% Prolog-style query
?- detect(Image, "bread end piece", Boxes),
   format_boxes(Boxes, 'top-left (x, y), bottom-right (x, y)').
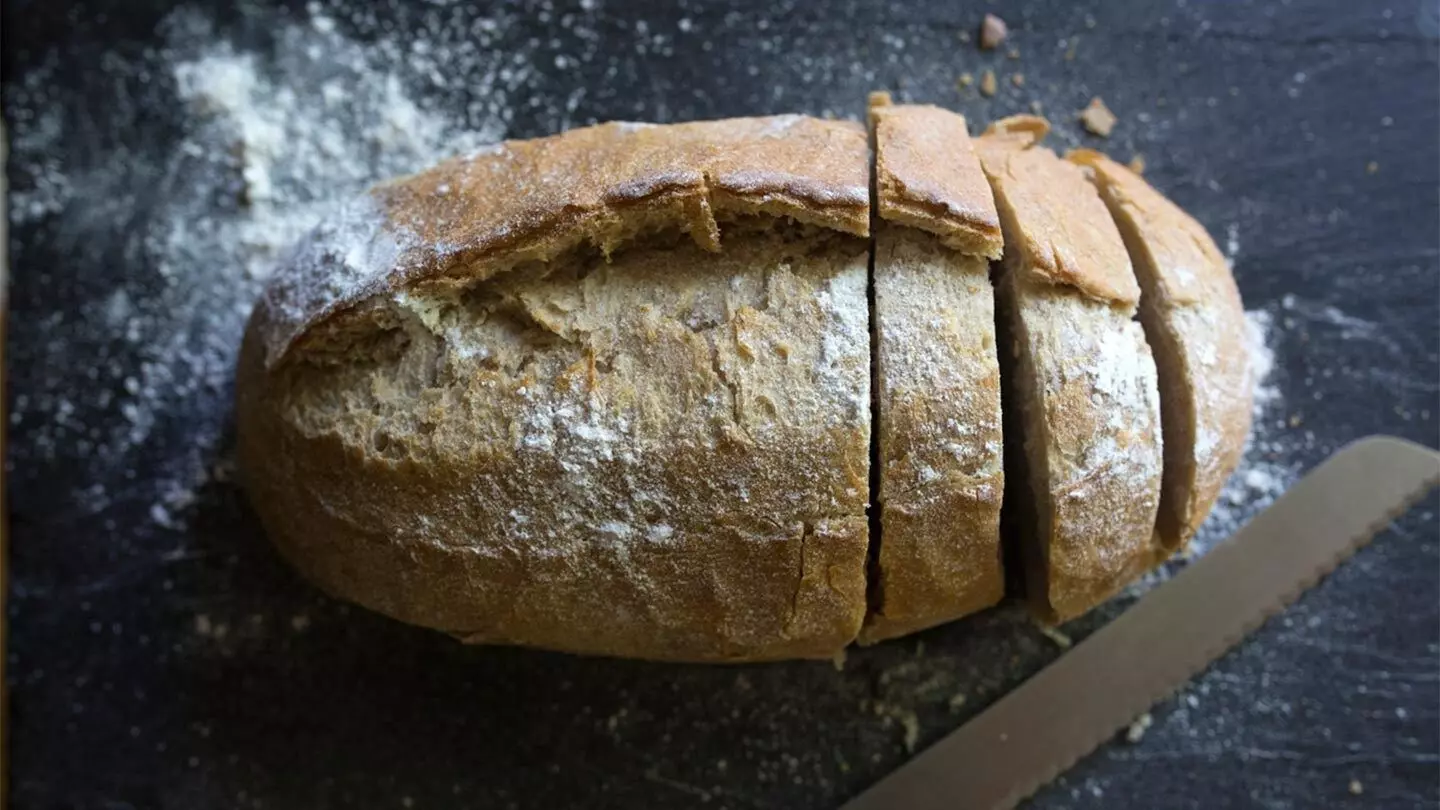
top-left (237, 116), bottom-right (877, 662)
top-left (1070, 150), bottom-right (1253, 549)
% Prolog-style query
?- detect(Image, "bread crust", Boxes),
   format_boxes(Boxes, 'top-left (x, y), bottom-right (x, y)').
top-left (238, 116), bottom-right (873, 662)
top-left (863, 104), bottom-right (1004, 642)
top-left (976, 117), bottom-right (1140, 306)
top-left (256, 116), bottom-right (871, 370)
top-left (978, 125), bottom-right (1164, 623)
top-left (1070, 150), bottom-right (1252, 548)
top-left (871, 102), bottom-right (1004, 258)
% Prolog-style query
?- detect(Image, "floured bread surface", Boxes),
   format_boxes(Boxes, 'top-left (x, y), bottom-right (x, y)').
top-left (978, 121), bottom-right (1164, 623)
top-left (863, 102), bottom-right (1005, 642)
top-left (866, 228), bottom-right (1004, 641)
top-left (1071, 151), bottom-right (1252, 549)
top-left (238, 227), bottom-right (872, 661)
top-left (237, 115), bottom-right (875, 662)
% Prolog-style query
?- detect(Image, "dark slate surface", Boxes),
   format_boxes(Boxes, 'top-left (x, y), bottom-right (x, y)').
top-left (5, 1), bottom-right (1438, 808)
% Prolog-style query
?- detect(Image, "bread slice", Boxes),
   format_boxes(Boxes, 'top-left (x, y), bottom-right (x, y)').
top-left (976, 117), bottom-right (1164, 623)
top-left (861, 101), bottom-right (1007, 642)
top-left (236, 116), bottom-right (873, 662)
top-left (1069, 151), bottom-right (1252, 549)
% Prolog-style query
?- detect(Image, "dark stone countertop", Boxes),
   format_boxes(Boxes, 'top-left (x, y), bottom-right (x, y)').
top-left (5, 1), bottom-right (1437, 808)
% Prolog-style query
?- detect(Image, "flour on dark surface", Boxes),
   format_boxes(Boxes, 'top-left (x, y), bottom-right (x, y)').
top-left (5, 2), bottom-right (1437, 809)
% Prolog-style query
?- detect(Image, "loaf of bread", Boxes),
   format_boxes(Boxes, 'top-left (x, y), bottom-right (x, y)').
top-left (236, 106), bottom-right (1252, 661)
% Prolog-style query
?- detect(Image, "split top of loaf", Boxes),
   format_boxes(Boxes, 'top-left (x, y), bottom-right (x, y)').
top-left (257, 116), bottom-right (871, 370)
top-left (236, 106), bottom-right (1253, 662)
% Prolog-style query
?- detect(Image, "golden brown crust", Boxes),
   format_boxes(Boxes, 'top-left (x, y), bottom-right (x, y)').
top-left (978, 125), bottom-right (1163, 623)
top-left (1070, 150), bottom-right (1252, 547)
top-left (257, 116), bottom-right (871, 370)
top-left (976, 118), bottom-right (1140, 305)
top-left (872, 104), bottom-right (1003, 258)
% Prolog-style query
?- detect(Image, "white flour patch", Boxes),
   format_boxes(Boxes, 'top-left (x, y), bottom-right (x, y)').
top-left (6, 4), bottom-right (530, 529)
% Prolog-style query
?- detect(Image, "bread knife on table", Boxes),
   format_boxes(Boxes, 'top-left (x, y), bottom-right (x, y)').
top-left (844, 435), bottom-right (1440, 810)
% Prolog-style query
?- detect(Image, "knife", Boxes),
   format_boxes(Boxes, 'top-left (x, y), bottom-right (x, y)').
top-left (844, 435), bottom-right (1440, 810)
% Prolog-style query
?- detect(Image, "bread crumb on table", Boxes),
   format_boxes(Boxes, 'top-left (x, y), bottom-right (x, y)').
top-left (979, 13), bottom-right (1008, 50)
top-left (1128, 154), bottom-right (1146, 174)
top-left (1366, 160), bottom-right (1379, 174)
top-left (1124, 712), bottom-right (1153, 744)
top-left (1348, 779), bottom-right (1364, 795)
top-left (980, 69), bottom-right (998, 97)
top-left (957, 71), bottom-right (974, 89)
top-left (1038, 624), bottom-right (1073, 649)
top-left (1080, 96), bottom-right (1118, 137)
top-left (1011, 73), bottom-right (1025, 87)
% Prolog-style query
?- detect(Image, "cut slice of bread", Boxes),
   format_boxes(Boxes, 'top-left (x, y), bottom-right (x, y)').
top-left (861, 102), bottom-right (1007, 642)
top-left (977, 117), bottom-right (1164, 623)
top-left (1070, 151), bottom-right (1253, 550)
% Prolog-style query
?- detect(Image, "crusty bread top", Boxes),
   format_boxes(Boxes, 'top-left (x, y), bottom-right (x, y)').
top-left (976, 117), bottom-right (1141, 306)
top-left (870, 101), bottom-right (1003, 258)
top-left (1067, 150), bottom-right (1238, 307)
top-left (255, 115), bottom-right (871, 369)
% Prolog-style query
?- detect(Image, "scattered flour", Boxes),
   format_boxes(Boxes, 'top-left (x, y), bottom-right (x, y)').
top-left (1182, 308), bottom-right (1296, 556)
top-left (7, 3), bottom-right (531, 528)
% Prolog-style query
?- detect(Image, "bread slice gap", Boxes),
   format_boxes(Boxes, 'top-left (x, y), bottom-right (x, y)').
top-left (860, 98), bottom-right (1007, 642)
top-left (977, 117), bottom-right (1164, 624)
top-left (1068, 150), bottom-right (1253, 551)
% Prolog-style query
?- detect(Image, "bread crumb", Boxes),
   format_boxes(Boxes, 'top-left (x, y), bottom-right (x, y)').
top-left (1348, 779), bottom-right (1363, 795)
top-left (290, 614), bottom-right (311, 632)
top-left (1011, 73), bottom-right (1025, 88)
top-left (1128, 154), bottom-right (1146, 174)
top-left (957, 72), bottom-right (974, 89)
top-left (1007, 48), bottom-right (1021, 60)
top-left (980, 70), bottom-right (998, 97)
top-left (948, 693), bottom-right (968, 713)
top-left (1064, 39), bottom-right (1079, 61)
top-left (1038, 624), bottom-right (1073, 649)
top-left (979, 14), bottom-right (1008, 50)
top-left (1366, 160), bottom-right (1379, 174)
top-left (1124, 712), bottom-right (1153, 743)
top-left (958, 29), bottom-right (972, 44)
top-left (900, 711), bottom-right (921, 753)
top-left (1080, 97), bottom-right (1118, 137)
top-left (1029, 99), bottom-right (1044, 113)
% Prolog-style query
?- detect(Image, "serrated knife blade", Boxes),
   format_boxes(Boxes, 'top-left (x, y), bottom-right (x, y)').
top-left (843, 435), bottom-right (1440, 810)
